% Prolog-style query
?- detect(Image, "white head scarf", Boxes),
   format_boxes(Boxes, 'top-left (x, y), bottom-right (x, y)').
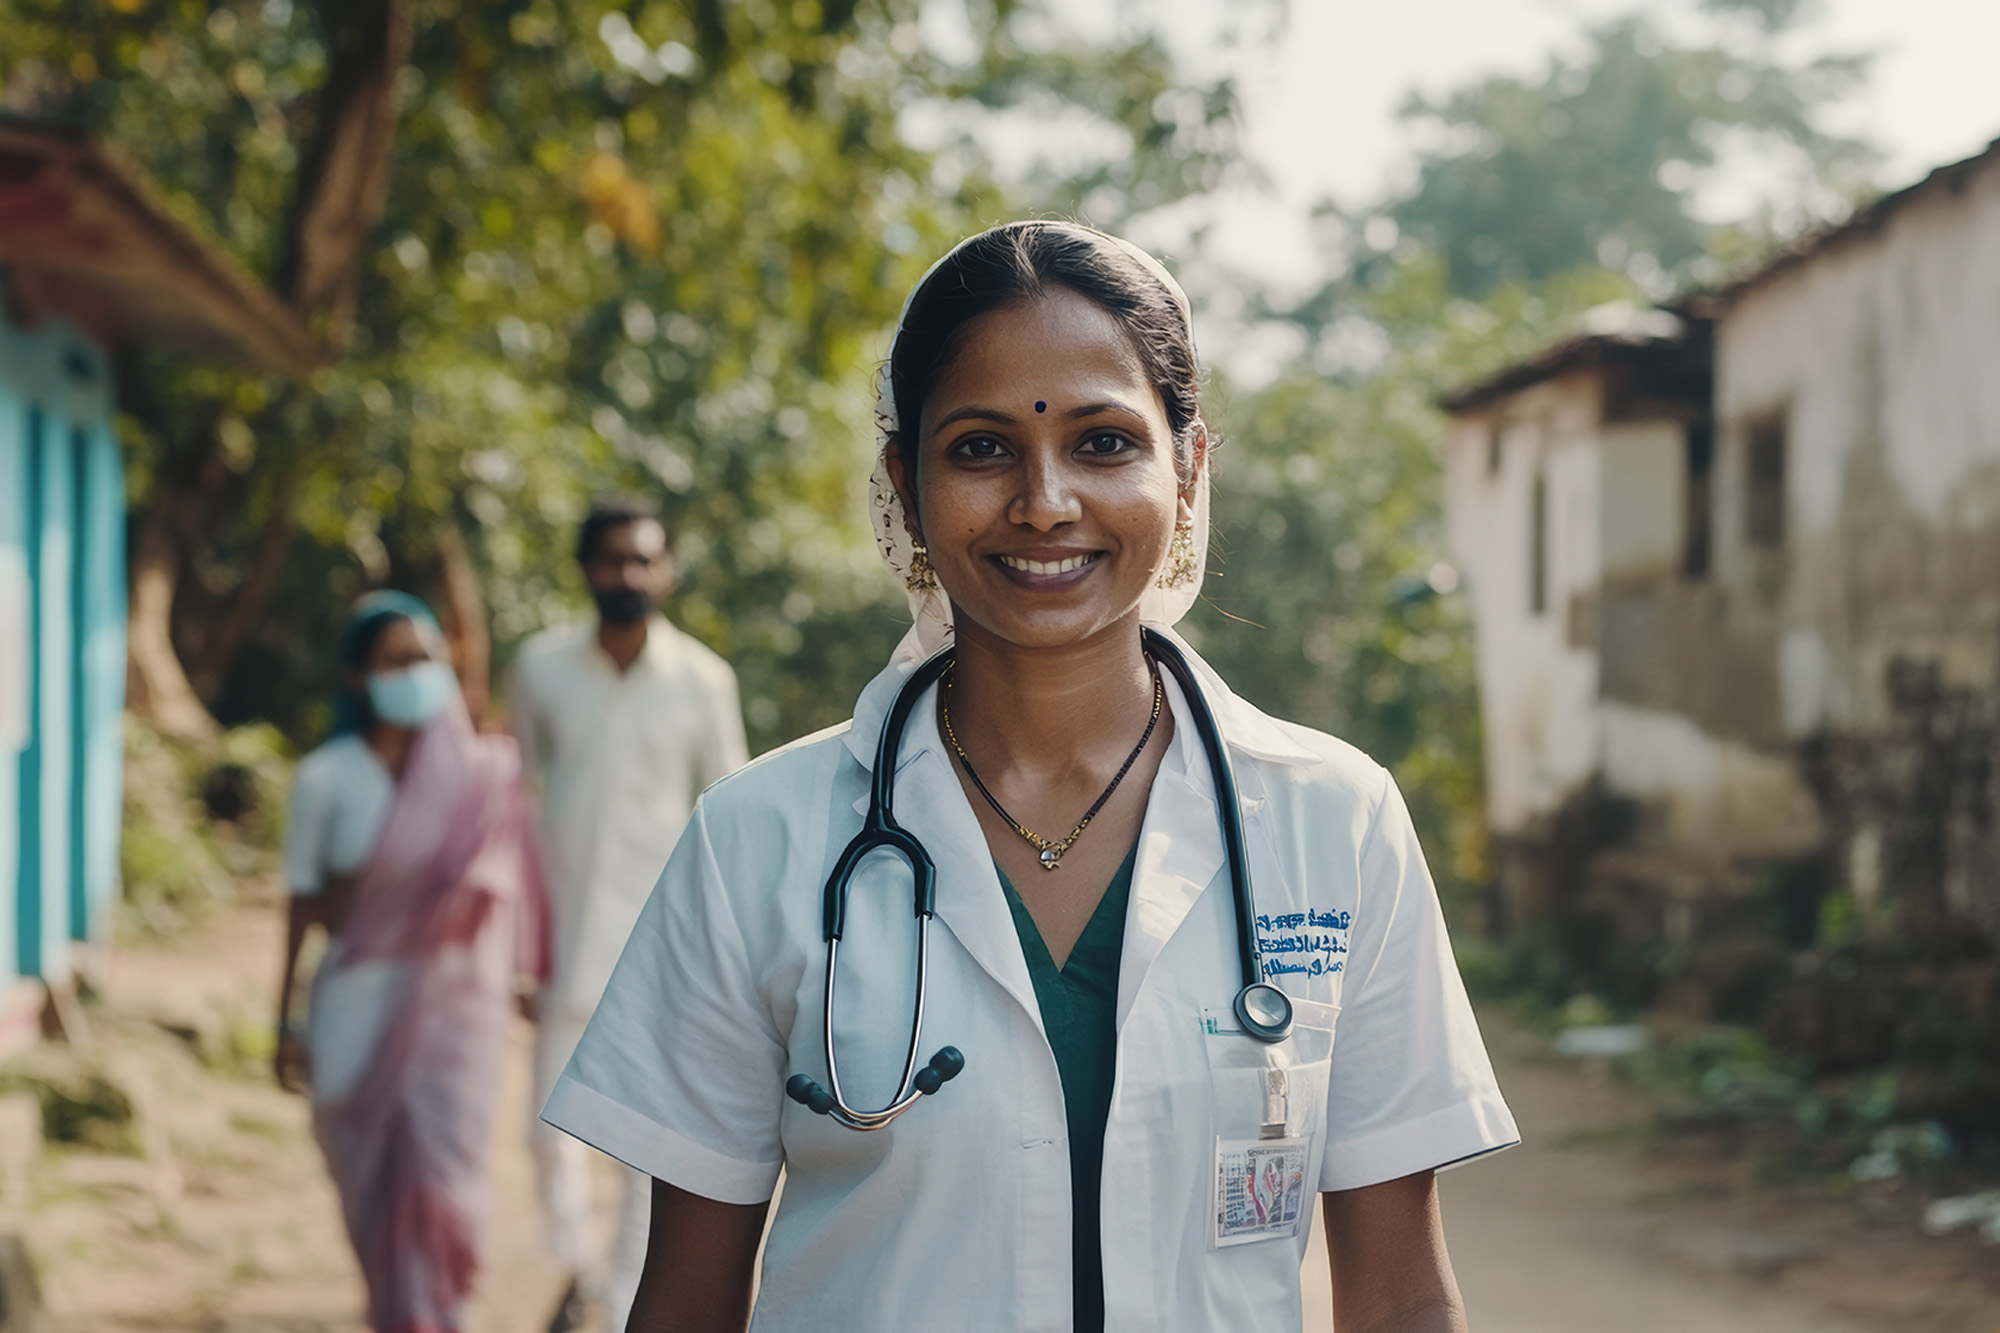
top-left (867, 221), bottom-right (1211, 656)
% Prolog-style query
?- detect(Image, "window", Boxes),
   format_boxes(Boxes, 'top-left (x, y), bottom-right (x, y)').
top-left (1746, 415), bottom-right (1786, 550)
top-left (1529, 468), bottom-right (1548, 615)
top-left (1683, 422), bottom-right (1713, 577)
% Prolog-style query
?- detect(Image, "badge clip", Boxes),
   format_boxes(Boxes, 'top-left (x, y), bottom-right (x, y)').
top-left (1259, 1064), bottom-right (1289, 1140)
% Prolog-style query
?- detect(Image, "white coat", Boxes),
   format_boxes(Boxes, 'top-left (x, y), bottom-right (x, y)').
top-left (542, 633), bottom-right (1516, 1332)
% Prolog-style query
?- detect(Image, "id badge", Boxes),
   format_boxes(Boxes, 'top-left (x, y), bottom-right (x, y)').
top-left (1212, 1064), bottom-right (1308, 1247)
top-left (1212, 1134), bottom-right (1309, 1247)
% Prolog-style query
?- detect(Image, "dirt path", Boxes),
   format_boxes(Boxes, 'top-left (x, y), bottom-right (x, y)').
top-left (9, 894), bottom-right (1996, 1331)
top-left (1303, 1022), bottom-right (1999, 1332)
top-left (12, 887), bottom-right (617, 1333)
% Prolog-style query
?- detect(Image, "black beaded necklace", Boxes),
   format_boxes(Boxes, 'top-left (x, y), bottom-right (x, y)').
top-left (940, 657), bottom-right (1164, 871)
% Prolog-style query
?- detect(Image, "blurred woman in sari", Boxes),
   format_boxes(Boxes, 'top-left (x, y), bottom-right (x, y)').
top-left (277, 591), bottom-right (549, 1333)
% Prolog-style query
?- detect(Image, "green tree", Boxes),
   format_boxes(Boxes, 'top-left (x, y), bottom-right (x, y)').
top-left (1385, 11), bottom-right (1875, 295)
top-left (0, 0), bottom-right (1242, 751)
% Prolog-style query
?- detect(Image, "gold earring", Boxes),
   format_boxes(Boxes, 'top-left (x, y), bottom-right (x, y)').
top-left (1157, 521), bottom-right (1198, 589)
top-left (906, 541), bottom-right (939, 592)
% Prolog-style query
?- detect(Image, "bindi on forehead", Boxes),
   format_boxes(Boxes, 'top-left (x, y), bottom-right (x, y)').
top-left (1035, 400), bottom-right (1046, 413)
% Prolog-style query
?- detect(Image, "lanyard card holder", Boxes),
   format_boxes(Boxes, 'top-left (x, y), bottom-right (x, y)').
top-left (1212, 1064), bottom-right (1308, 1248)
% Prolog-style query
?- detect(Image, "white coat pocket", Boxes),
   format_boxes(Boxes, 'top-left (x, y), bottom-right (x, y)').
top-left (1201, 997), bottom-right (1339, 1249)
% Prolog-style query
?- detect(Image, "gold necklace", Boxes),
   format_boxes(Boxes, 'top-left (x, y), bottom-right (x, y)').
top-left (940, 659), bottom-right (1163, 871)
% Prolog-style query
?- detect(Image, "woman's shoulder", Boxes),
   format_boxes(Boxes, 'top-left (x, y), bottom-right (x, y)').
top-left (694, 719), bottom-right (863, 826)
top-left (1222, 698), bottom-right (1396, 831)
top-left (287, 735), bottom-right (391, 833)
top-left (294, 733), bottom-right (378, 788)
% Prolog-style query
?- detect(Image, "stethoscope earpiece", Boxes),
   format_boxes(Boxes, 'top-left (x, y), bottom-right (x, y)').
top-left (911, 1046), bottom-right (965, 1096)
top-left (787, 1047), bottom-right (964, 1123)
top-left (785, 1073), bottom-right (837, 1116)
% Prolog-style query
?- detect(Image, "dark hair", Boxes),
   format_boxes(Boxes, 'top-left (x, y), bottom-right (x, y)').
top-left (340, 609), bottom-right (410, 674)
top-left (888, 221), bottom-right (1203, 483)
top-left (576, 494), bottom-right (665, 564)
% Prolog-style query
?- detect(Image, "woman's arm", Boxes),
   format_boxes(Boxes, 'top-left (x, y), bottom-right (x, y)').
top-left (273, 867), bottom-right (362, 1093)
top-left (1322, 1170), bottom-right (1468, 1333)
top-left (274, 894), bottom-right (318, 1093)
top-left (626, 1178), bottom-right (771, 1333)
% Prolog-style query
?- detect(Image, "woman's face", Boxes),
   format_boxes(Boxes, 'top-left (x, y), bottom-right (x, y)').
top-left (890, 287), bottom-right (1198, 653)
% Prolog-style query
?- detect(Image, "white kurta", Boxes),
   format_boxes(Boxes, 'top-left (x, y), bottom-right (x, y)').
top-left (509, 617), bottom-right (749, 1017)
top-left (543, 634), bottom-right (1517, 1332)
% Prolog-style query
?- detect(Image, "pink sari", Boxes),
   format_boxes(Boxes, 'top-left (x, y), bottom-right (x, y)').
top-left (312, 703), bottom-right (549, 1333)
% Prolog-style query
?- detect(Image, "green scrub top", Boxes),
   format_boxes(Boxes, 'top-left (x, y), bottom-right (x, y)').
top-left (996, 843), bottom-right (1137, 1333)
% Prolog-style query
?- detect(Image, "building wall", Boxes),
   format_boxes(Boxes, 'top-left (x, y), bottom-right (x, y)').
top-left (0, 306), bottom-right (125, 991)
top-left (1446, 352), bottom-right (1824, 875)
top-left (1443, 372), bottom-right (1603, 837)
top-left (1559, 159), bottom-right (2000, 871)
top-left (1711, 150), bottom-right (2000, 937)
top-left (1449, 148), bottom-right (2000, 943)
top-left (1715, 152), bottom-right (2000, 738)
top-left (1598, 420), bottom-right (1685, 582)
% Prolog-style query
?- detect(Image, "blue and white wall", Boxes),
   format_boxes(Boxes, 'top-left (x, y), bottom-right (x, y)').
top-left (0, 304), bottom-right (127, 994)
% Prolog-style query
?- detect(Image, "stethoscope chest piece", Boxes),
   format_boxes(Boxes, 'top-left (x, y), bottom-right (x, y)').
top-left (1234, 981), bottom-right (1295, 1043)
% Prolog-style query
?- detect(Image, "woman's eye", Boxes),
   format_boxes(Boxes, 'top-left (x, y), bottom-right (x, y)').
top-left (1080, 432), bottom-right (1132, 456)
top-left (951, 435), bottom-right (1008, 459)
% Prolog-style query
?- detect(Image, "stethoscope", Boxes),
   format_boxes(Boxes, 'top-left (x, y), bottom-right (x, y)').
top-left (785, 627), bottom-right (1295, 1132)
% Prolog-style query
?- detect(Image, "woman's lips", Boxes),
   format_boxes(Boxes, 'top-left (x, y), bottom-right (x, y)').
top-left (991, 550), bottom-right (1103, 589)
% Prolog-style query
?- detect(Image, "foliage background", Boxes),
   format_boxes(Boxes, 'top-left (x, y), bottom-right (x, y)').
top-left (0, 0), bottom-right (1881, 914)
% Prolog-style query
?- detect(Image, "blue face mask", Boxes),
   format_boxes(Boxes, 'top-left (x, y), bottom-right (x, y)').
top-left (366, 661), bottom-right (457, 727)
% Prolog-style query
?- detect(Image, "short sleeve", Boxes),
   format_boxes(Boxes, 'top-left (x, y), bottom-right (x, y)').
top-left (539, 799), bottom-right (787, 1204)
top-left (282, 759), bottom-right (333, 897)
top-left (1318, 770), bottom-right (1518, 1192)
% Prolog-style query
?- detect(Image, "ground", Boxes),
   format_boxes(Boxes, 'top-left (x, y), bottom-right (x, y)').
top-left (1311, 1025), bottom-right (2000, 1333)
top-left (5, 886), bottom-right (1996, 1332)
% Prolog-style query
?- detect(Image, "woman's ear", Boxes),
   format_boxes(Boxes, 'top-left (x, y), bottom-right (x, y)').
top-left (884, 440), bottom-right (923, 542)
top-left (1178, 422), bottom-right (1209, 521)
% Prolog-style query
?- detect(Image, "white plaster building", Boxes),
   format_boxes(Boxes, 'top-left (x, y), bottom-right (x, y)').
top-left (1442, 137), bottom-right (2000, 950)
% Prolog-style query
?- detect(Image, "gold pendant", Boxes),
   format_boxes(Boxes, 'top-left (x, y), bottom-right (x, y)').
top-left (1039, 846), bottom-right (1062, 871)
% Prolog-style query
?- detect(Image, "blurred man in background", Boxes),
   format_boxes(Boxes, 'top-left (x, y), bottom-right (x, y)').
top-left (509, 496), bottom-right (749, 1333)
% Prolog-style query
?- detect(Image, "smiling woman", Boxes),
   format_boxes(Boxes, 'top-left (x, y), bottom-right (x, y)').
top-left (539, 222), bottom-right (1518, 1333)
top-left (886, 286), bottom-right (1190, 663)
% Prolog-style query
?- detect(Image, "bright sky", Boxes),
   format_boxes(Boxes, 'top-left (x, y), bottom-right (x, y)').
top-left (1135, 0), bottom-right (2000, 303)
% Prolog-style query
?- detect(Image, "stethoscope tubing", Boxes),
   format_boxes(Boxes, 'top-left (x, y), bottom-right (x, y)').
top-left (818, 928), bottom-right (935, 1128)
top-left (1140, 628), bottom-right (1266, 997)
top-left (798, 649), bottom-right (957, 1130)
top-left (790, 629), bottom-right (1288, 1131)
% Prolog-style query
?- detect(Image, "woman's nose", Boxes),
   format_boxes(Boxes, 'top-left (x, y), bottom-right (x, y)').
top-left (1008, 452), bottom-right (1083, 529)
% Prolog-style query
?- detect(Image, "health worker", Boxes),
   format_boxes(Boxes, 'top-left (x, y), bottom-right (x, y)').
top-left (541, 221), bottom-right (1519, 1332)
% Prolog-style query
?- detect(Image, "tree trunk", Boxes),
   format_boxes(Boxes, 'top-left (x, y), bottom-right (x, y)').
top-left (124, 0), bottom-right (414, 725)
top-left (186, 454), bottom-right (307, 701)
top-left (274, 0), bottom-right (415, 352)
top-left (434, 522), bottom-right (492, 728)
top-left (125, 505), bottom-right (219, 742)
